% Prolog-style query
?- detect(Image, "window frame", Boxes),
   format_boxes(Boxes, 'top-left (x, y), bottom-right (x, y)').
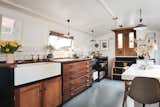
top-left (117, 33), bottom-right (123, 49)
top-left (1, 16), bottom-right (15, 35)
top-left (129, 32), bottom-right (135, 48)
top-left (48, 31), bottom-right (73, 51)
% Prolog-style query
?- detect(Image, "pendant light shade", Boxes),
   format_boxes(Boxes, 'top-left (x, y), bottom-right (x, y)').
top-left (134, 9), bottom-right (147, 30)
top-left (67, 19), bottom-right (70, 36)
top-left (64, 19), bottom-right (71, 37)
top-left (90, 30), bottom-right (96, 42)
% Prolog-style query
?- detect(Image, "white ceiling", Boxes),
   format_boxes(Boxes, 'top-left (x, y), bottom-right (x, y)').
top-left (2, 0), bottom-right (160, 35)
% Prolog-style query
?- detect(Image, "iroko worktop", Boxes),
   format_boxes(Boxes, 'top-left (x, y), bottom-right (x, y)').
top-left (0, 58), bottom-right (92, 68)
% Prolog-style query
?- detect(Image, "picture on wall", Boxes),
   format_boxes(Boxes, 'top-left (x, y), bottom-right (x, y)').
top-left (100, 40), bottom-right (109, 50)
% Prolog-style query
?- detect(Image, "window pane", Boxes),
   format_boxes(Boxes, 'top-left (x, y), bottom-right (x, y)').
top-left (129, 32), bottom-right (134, 48)
top-left (48, 36), bottom-right (72, 50)
top-left (118, 33), bottom-right (123, 48)
top-left (1, 17), bottom-right (15, 34)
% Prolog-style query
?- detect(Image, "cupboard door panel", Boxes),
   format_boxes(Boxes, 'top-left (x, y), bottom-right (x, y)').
top-left (43, 77), bottom-right (62, 107)
top-left (125, 31), bottom-right (137, 56)
top-left (114, 29), bottom-right (137, 56)
top-left (15, 83), bottom-right (42, 107)
top-left (116, 32), bottom-right (124, 56)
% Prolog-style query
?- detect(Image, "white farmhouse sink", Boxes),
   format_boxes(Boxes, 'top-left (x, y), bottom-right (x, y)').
top-left (14, 62), bottom-right (61, 86)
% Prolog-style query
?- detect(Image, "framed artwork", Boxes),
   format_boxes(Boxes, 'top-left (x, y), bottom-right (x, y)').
top-left (100, 40), bottom-right (109, 50)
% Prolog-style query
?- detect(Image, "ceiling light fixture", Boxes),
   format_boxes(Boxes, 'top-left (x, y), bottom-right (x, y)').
top-left (67, 19), bottom-right (70, 36)
top-left (90, 30), bottom-right (96, 42)
top-left (112, 17), bottom-right (118, 20)
top-left (134, 8), bottom-right (147, 30)
top-left (65, 19), bottom-right (71, 37)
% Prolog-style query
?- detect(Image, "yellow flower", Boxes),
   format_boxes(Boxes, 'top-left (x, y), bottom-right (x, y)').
top-left (5, 48), bottom-right (10, 52)
top-left (9, 41), bottom-right (18, 47)
top-left (0, 41), bottom-right (7, 47)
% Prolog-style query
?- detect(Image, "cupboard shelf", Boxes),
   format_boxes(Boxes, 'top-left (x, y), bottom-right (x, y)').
top-left (111, 56), bottom-right (137, 80)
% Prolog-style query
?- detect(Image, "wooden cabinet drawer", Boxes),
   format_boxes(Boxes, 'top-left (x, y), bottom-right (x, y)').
top-left (63, 74), bottom-right (92, 90)
top-left (63, 75), bottom-right (87, 90)
top-left (70, 76), bottom-right (87, 89)
top-left (63, 70), bottom-right (87, 81)
top-left (70, 84), bottom-right (86, 97)
top-left (63, 63), bottom-right (75, 69)
top-left (63, 84), bottom-right (86, 102)
top-left (63, 66), bottom-right (87, 76)
top-left (63, 62), bottom-right (86, 70)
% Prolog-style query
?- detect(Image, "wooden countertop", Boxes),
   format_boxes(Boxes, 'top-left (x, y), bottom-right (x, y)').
top-left (0, 63), bottom-right (17, 68)
top-left (0, 58), bottom-right (92, 68)
top-left (49, 58), bottom-right (92, 63)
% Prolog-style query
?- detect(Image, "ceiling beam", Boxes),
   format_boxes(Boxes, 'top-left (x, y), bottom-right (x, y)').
top-left (96, 0), bottom-right (117, 19)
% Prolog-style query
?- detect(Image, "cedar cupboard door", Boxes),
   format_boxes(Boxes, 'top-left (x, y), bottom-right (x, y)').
top-left (15, 83), bottom-right (42, 107)
top-left (125, 30), bottom-right (137, 56)
top-left (114, 28), bottom-right (137, 56)
top-left (42, 77), bottom-right (62, 107)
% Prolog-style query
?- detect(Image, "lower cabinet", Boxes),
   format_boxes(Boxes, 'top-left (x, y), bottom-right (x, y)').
top-left (15, 77), bottom-right (62, 107)
top-left (42, 77), bottom-right (62, 107)
top-left (15, 83), bottom-right (42, 107)
top-left (62, 60), bottom-right (93, 102)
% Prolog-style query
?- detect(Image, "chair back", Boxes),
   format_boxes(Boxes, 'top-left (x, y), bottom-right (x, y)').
top-left (129, 77), bottom-right (160, 104)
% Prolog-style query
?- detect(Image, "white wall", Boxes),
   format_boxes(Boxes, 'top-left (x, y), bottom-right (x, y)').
top-left (0, 5), bottom-right (91, 60)
top-left (96, 32), bottom-right (115, 77)
top-left (136, 29), bottom-right (160, 64)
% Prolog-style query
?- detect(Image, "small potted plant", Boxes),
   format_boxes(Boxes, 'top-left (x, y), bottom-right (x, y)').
top-left (45, 44), bottom-right (55, 58)
top-left (0, 40), bottom-right (21, 63)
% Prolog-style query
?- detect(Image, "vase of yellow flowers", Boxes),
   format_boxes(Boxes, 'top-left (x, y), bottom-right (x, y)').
top-left (0, 41), bottom-right (21, 63)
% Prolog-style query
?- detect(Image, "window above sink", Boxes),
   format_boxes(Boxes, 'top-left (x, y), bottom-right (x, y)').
top-left (48, 31), bottom-right (73, 51)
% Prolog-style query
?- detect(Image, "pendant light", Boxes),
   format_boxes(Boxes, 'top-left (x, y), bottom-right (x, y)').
top-left (90, 30), bottom-right (96, 42)
top-left (134, 9), bottom-right (147, 30)
top-left (65, 19), bottom-right (71, 37)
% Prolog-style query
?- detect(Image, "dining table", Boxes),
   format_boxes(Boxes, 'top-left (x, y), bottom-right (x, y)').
top-left (121, 64), bottom-right (160, 107)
